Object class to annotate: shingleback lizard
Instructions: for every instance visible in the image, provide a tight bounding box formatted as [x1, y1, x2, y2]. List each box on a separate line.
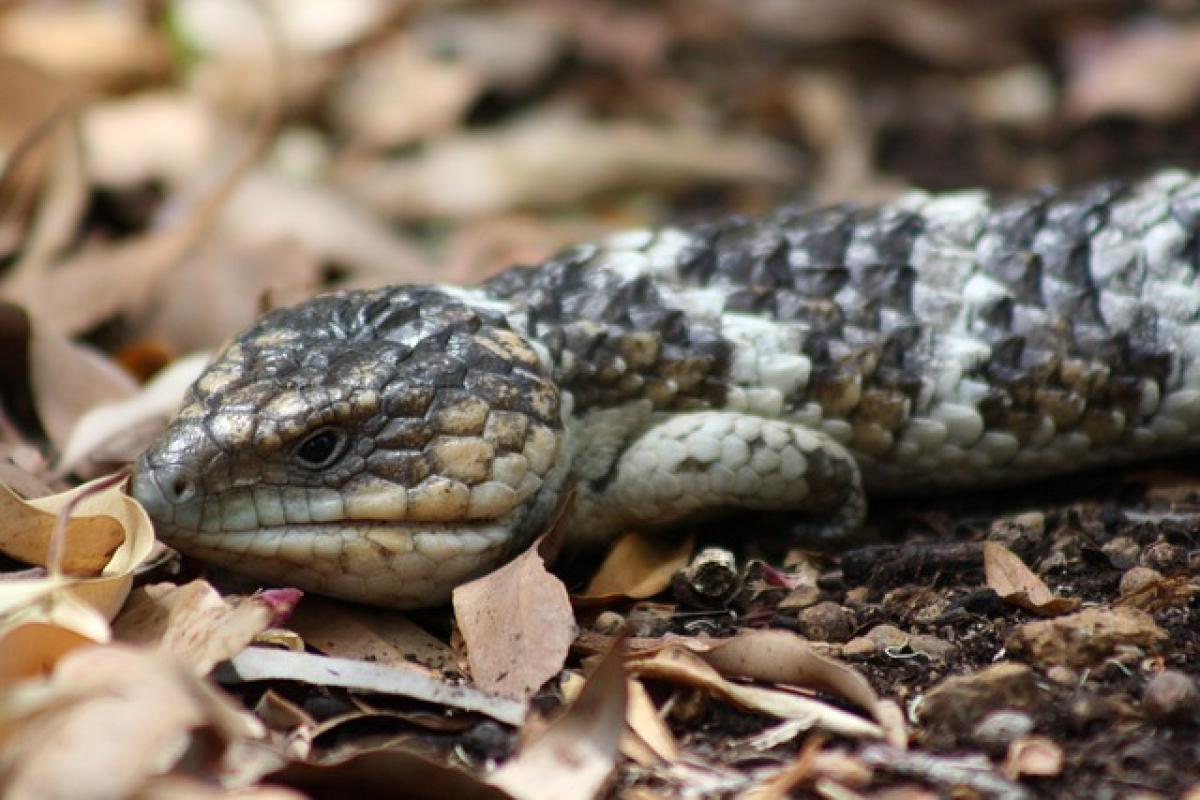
[130, 171, 1200, 608]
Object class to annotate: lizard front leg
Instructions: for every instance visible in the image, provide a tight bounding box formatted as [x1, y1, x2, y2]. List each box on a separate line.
[567, 409, 866, 547]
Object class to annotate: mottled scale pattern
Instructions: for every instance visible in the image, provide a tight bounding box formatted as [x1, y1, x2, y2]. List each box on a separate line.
[168, 287, 563, 517]
[486, 169, 1200, 488]
[130, 169, 1200, 607]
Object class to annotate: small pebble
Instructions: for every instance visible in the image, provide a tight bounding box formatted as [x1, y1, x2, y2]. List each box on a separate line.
[797, 601, 855, 642]
[842, 636, 876, 658]
[593, 610, 626, 635]
[1066, 692, 1113, 734]
[844, 586, 871, 605]
[1140, 542, 1186, 575]
[909, 634, 957, 663]
[1119, 566, 1163, 597]
[972, 709, 1035, 755]
[988, 511, 1046, 550]
[1046, 666, 1078, 687]
[867, 624, 908, 649]
[1142, 670, 1200, 723]
[1101, 536, 1141, 570]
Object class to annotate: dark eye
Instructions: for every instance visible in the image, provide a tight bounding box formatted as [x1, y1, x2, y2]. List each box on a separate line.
[294, 428, 345, 468]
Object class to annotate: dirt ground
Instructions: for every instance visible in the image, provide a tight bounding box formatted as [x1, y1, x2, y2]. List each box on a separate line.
[1, 2, 1199, 798]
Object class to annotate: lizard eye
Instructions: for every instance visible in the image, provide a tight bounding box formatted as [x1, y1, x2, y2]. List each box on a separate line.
[293, 428, 346, 469]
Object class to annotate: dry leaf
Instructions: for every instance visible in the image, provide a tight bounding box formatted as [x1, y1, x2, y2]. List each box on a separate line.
[705, 0, 1018, 67]
[1065, 25, 1200, 122]
[287, 595, 458, 674]
[1004, 607, 1169, 669]
[113, 580, 300, 675]
[0, 5, 169, 90]
[578, 531, 694, 601]
[216, 171, 435, 282]
[1002, 735, 1063, 780]
[413, 10, 565, 94]
[0, 479, 125, 576]
[329, 36, 484, 149]
[136, 237, 321, 353]
[628, 645, 882, 740]
[0, 644, 257, 800]
[0, 58, 77, 230]
[0, 475, 155, 619]
[623, 678, 679, 766]
[83, 92, 219, 189]
[55, 352, 209, 476]
[699, 630, 883, 720]
[0, 603, 109, 685]
[27, 318, 138, 458]
[488, 638, 627, 800]
[274, 747, 508, 799]
[173, 0, 395, 56]
[221, 647, 526, 725]
[453, 540, 574, 700]
[983, 542, 1081, 616]
[339, 109, 798, 218]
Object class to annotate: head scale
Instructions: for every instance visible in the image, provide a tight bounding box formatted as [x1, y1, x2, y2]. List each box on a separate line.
[130, 286, 570, 607]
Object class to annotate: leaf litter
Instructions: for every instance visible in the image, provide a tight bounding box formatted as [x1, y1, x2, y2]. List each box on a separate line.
[2, 1, 1200, 798]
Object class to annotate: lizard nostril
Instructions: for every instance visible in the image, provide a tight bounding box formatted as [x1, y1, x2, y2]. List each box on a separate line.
[154, 466, 197, 505]
[170, 476, 193, 502]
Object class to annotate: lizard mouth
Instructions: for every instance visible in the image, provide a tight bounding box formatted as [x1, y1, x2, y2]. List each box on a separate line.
[129, 457, 526, 607]
[154, 519, 519, 608]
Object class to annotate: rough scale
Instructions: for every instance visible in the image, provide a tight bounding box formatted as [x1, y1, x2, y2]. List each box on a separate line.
[131, 170, 1200, 607]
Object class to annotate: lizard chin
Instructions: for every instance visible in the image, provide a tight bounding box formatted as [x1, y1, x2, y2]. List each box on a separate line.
[157, 519, 521, 608]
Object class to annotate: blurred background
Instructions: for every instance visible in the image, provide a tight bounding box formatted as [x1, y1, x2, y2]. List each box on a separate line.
[2, 0, 1200, 474]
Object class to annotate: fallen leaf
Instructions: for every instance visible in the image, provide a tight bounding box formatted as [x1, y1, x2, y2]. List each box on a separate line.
[0, 5, 170, 90]
[135, 237, 321, 353]
[488, 638, 627, 800]
[0, 58, 77, 230]
[699, 629, 883, 721]
[628, 645, 882, 740]
[577, 531, 693, 601]
[983, 541, 1081, 616]
[453, 539, 575, 700]
[0, 478, 125, 576]
[0, 474, 156, 619]
[623, 678, 679, 766]
[703, 0, 1019, 67]
[740, 732, 827, 800]
[1, 41, 281, 336]
[1002, 735, 1063, 780]
[1005, 607, 1169, 669]
[113, 580, 300, 675]
[55, 352, 209, 476]
[216, 171, 435, 282]
[0, 644, 257, 799]
[274, 747, 508, 800]
[1065, 24, 1200, 122]
[172, 0, 396, 56]
[83, 92, 219, 189]
[328, 35, 484, 149]
[860, 744, 1032, 800]
[287, 594, 458, 674]
[1116, 573, 1198, 612]
[27, 316, 139, 458]
[0, 598, 109, 685]
[219, 647, 527, 726]
[338, 108, 799, 219]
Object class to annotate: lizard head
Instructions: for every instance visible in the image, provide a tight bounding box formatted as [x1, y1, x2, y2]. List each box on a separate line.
[129, 287, 570, 608]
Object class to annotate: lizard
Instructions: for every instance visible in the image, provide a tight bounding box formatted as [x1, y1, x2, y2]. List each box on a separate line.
[129, 170, 1200, 607]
